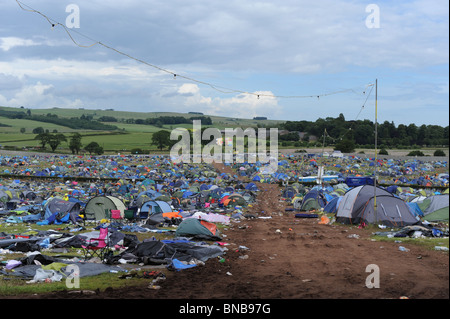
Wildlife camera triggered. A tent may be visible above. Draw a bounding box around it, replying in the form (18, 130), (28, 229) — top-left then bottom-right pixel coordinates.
(323, 196), (342, 214)
(300, 197), (322, 211)
(300, 189), (327, 211)
(139, 200), (172, 219)
(42, 197), (81, 224)
(417, 195), (449, 222)
(282, 186), (297, 198)
(84, 195), (126, 220)
(336, 185), (419, 226)
(175, 218), (221, 240)
(222, 193), (246, 207)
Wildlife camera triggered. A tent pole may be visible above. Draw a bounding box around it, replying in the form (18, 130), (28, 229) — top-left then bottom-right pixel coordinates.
(374, 79), (378, 220)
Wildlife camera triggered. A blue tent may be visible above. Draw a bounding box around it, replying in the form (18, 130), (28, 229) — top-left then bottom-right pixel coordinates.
(407, 202), (424, 218)
(245, 182), (259, 191)
(324, 196), (342, 214)
(139, 200), (172, 219)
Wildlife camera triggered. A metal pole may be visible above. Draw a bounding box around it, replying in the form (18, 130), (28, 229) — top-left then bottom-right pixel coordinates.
(374, 79), (378, 217)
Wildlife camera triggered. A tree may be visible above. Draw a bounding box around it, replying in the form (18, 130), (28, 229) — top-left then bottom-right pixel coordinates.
(32, 127), (45, 134)
(407, 150), (425, 156)
(34, 132), (51, 148)
(47, 133), (67, 152)
(84, 141), (103, 155)
(334, 138), (355, 153)
(69, 133), (83, 154)
(151, 130), (171, 150)
(20, 128), (26, 134)
(434, 150), (446, 156)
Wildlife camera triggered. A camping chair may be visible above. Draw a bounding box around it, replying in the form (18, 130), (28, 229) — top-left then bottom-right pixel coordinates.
(124, 209), (137, 224)
(110, 209), (123, 221)
(81, 227), (113, 262)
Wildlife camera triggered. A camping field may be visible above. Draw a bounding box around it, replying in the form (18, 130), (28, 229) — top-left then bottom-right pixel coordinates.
(0, 111), (448, 303)
(0, 162), (447, 301)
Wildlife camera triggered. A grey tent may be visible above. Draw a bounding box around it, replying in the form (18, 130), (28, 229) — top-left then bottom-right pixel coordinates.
(336, 185), (419, 227)
(44, 197), (81, 224)
(84, 195), (126, 220)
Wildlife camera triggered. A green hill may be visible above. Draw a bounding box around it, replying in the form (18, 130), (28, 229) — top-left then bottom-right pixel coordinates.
(0, 106), (282, 153)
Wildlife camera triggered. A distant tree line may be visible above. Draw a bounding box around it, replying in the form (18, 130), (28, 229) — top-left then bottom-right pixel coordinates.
(0, 109), (118, 131)
(118, 116), (213, 126)
(281, 113), (449, 149)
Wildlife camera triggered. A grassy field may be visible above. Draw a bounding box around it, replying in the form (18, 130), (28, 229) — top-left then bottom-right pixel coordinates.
(0, 105), (283, 126)
(1, 106), (448, 156)
(0, 105), (284, 153)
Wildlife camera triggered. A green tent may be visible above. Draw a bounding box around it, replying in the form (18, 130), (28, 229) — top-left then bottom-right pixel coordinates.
(175, 218), (220, 239)
(418, 195), (449, 222)
(84, 195), (126, 220)
(300, 197), (322, 211)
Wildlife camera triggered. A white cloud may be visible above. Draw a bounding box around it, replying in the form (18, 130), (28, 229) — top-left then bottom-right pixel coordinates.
(0, 37), (38, 51)
(177, 83), (200, 96)
(0, 81), (84, 109)
(0, 36), (68, 51)
(1, 0), (447, 126)
(162, 83), (281, 119)
(0, 58), (160, 82)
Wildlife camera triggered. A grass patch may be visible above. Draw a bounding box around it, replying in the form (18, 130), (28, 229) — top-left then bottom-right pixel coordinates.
(370, 235), (449, 251)
(0, 269), (162, 296)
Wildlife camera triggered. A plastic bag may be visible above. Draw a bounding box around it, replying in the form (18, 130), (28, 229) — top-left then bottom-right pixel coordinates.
(32, 268), (63, 282)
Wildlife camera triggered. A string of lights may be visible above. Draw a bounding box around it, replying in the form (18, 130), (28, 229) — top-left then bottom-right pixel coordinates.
(15, 0), (371, 100)
(321, 82), (375, 143)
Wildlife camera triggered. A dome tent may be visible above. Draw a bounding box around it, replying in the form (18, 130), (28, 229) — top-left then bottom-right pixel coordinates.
(84, 195), (126, 220)
(139, 200), (172, 219)
(336, 185), (419, 227)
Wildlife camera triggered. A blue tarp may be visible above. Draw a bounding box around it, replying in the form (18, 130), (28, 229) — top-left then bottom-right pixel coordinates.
(345, 177), (374, 187)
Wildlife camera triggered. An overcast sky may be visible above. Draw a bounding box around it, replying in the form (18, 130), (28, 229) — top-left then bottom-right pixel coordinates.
(0, 0), (448, 126)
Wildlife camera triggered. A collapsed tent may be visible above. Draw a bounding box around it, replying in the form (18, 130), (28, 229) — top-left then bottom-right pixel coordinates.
(84, 195), (126, 220)
(336, 185), (419, 226)
(220, 193), (246, 207)
(175, 218), (221, 240)
(115, 239), (224, 265)
(39, 197), (81, 224)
